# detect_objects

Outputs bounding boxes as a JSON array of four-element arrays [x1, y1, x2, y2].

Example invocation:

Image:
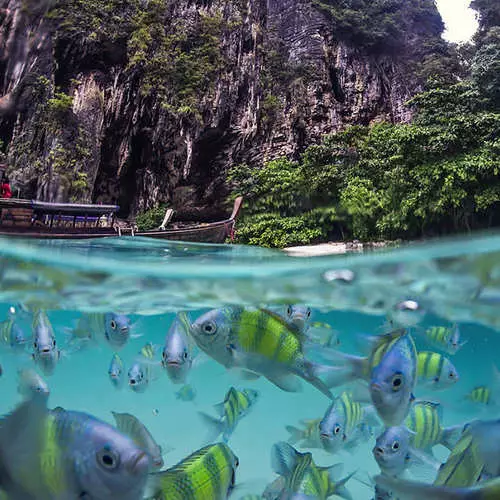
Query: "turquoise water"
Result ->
[[1, 233, 500, 498]]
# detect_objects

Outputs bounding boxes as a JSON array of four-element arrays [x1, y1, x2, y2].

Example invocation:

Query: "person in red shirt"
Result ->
[[1, 174, 12, 199]]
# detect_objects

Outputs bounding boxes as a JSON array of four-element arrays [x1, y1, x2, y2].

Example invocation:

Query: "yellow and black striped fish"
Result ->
[[199, 387, 259, 442], [417, 351, 460, 390], [285, 418, 322, 449], [423, 325, 466, 355], [466, 386, 492, 405], [405, 401, 462, 451], [147, 443, 239, 500], [319, 391, 371, 453], [190, 307, 333, 398], [271, 441, 353, 500]]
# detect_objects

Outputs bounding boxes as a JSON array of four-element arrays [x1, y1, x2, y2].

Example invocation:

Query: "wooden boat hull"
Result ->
[[0, 197, 242, 243]]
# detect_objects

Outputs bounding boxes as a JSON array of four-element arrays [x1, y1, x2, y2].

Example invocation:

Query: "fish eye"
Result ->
[[391, 374, 403, 391], [235, 456, 239, 467], [52, 339, 56, 347], [392, 441, 400, 451], [202, 321, 217, 335], [183, 351, 188, 359], [449, 371, 455, 378], [97, 448, 119, 470], [306, 309, 311, 318], [110, 320, 117, 330], [334, 425, 341, 435], [286, 306, 293, 317]]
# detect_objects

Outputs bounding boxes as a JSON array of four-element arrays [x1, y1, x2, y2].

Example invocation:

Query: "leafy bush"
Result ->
[[135, 205, 168, 231]]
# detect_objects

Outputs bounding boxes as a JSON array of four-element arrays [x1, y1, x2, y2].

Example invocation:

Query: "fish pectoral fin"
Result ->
[[213, 402, 225, 417]]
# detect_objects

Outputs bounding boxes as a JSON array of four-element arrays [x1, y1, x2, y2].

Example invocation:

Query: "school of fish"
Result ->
[[0, 302, 498, 500]]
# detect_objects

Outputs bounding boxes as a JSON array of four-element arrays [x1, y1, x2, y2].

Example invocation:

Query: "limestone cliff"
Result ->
[[0, 0, 446, 217]]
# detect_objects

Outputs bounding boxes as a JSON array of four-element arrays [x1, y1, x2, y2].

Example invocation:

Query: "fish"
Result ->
[[405, 401, 463, 451], [199, 386, 259, 442], [162, 312, 194, 384], [108, 353, 125, 389], [176, 384, 197, 402], [271, 441, 354, 500], [31, 310, 61, 376], [128, 342, 156, 393], [465, 386, 493, 406], [375, 474, 500, 500], [69, 312, 132, 349], [281, 305, 312, 335], [422, 324, 466, 355], [0, 318, 28, 351], [285, 418, 323, 449], [416, 351, 460, 390], [323, 329, 417, 426], [146, 442, 239, 500], [0, 395, 151, 500], [373, 425, 414, 477], [17, 368, 50, 398], [319, 391, 377, 454], [189, 307, 333, 398], [112, 411, 164, 470]]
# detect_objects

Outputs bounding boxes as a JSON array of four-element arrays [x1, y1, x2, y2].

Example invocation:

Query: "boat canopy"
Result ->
[[31, 201, 120, 215]]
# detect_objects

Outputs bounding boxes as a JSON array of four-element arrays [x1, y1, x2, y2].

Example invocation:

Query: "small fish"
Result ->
[[0, 395, 151, 500], [323, 329, 417, 426], [465, 386, 493, 405], [0, 318, 28, 351], [108, 353, 125, 389], [285, 418, 323, 449], [70, 312, 132, 349], [146, 443, 239, 500], [162, 312, 193, 384], [375, 474, 500, 500], [417, 351, 460, 390], [199, 386, 259, 442], [31, 310, 61, 376], [405, 401, 463, 451], [152, 409, 160, 416], [190, 307, 333, 398], [423, 324, 466, 355], [373, 426, 414, 477], [17, 368, 50, 398], [112, 411, 164, 470], [319, 391, 377, 454], [128, 342, 156, 393], [271, 441, 354, 500], [176, 384, 197, 402]]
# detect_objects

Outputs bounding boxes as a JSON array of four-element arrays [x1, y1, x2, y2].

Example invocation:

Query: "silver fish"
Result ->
[[373, 426, 413, 477], [71, 312, 132, 349], [31, 310, 60, 376], [161, 312, 193, 384], [108, 353, 125, 389], [0, 396, 151, 500], [128, 362, 150, 393], [112, 411, 164, 470], [17, 368, 50, 399]]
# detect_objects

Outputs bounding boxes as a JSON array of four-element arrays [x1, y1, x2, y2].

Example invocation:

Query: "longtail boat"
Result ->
[[0, 197, 243, 243]]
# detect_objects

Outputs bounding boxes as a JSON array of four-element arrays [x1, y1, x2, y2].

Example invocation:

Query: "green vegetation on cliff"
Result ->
[[230, 82, 500, 247]]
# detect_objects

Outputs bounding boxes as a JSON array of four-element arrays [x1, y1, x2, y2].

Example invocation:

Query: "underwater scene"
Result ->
[[1, 234, 500, 499]]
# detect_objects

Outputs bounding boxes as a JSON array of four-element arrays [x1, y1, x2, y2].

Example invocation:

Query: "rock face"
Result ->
[[0, 0, 442, 217]]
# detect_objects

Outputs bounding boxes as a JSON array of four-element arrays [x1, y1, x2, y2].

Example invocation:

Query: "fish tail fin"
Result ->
[[440, 424, 465, 450], [329, 468, 356, 500], [271, 441, 300, 477], [303, 361, 333, 399], [284, 425, 303, 445], [197, 412, 224, 442], [374, 474, 468, 500]]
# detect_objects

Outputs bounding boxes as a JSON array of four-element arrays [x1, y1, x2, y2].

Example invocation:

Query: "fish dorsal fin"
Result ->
[[112, 411, 139, 438], [271, 442, 301, 477], [416, 400, 443, 419], [259, 308, 303, 337]]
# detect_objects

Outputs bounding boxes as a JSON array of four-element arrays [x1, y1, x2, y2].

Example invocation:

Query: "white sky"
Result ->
[[436, 0, 479, 43]]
